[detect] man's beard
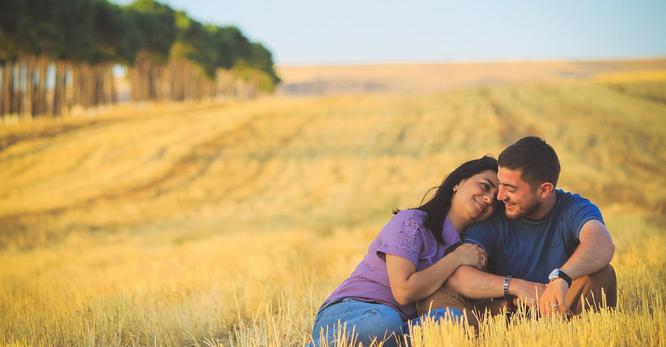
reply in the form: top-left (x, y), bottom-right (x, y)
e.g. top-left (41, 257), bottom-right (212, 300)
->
top-left (506, 199), bottom-right (541, 220)
top-left (517, 199), bottom-right (542, 220)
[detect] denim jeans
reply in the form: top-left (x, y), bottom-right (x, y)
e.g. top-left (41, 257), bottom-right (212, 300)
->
top-left (308, 298), bottom-right (463, 347)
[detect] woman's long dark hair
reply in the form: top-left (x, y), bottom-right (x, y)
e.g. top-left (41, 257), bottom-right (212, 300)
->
top-left (394, 155), bottom-right (499, 244)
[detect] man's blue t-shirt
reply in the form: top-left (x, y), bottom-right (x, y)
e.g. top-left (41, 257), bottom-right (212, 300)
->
top-left (462, 190), bottom-right (604, 283)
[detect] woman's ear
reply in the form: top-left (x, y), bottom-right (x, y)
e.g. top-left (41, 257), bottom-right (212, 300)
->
top-left (454, 178), bottom-right (468, 193)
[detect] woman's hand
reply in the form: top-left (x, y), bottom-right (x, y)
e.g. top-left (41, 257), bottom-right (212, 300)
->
top-left (451, 243), bottom-right (487, 269)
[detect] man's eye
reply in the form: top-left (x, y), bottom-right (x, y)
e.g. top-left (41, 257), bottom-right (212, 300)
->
top-left (481, 183), bottom-right (490, 191)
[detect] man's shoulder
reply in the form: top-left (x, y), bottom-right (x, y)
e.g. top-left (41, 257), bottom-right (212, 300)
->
top-left (555, 189), bottom-right (598, 213)
top-left (466, 211), bottom-right (507, 233)
top-left (554, 189), bottom-right (605, 233)
top-left (462, 211), bottom-right (507, 255)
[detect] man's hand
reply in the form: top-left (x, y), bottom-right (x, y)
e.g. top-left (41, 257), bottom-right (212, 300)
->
top-left (509, 278), bottom-right (546, 307)
top-left (539, 278), bottom-right (569, 316)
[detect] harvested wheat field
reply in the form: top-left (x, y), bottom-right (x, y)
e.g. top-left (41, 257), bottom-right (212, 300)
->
top-left (1, 61), bottom-right (666, 346)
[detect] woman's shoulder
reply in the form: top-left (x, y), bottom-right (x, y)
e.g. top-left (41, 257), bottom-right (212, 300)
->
top-left (378, 209), bottom-right (429, 253)
top-left (388, 209), bottom-right (429, 233)
top-left (393, 209), bottom-right (428, 222)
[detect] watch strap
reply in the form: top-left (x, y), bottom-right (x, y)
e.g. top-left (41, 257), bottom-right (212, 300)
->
top-left (558, 270), bottom-right (572, 287)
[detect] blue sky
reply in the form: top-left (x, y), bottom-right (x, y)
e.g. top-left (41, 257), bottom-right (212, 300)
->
top-left (114, 0), bottom-right (666, 65)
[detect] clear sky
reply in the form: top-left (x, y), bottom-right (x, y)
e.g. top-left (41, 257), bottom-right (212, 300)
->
top-left (114, 0), bottom-right (666, 65)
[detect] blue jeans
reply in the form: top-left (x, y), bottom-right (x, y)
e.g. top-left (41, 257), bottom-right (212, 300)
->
top-left (308, 298), bottom-right (463, 347)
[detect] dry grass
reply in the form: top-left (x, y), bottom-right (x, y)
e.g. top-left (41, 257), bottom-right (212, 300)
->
top-left (0, 63), bottom-right (665, 346)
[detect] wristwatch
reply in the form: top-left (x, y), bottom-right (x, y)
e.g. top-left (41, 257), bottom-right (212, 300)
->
top-left (548, 268), bottom-right (572, 287)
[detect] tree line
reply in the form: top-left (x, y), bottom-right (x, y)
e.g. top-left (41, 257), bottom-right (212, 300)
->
top-left (0, 0), bottom-right (280, 118)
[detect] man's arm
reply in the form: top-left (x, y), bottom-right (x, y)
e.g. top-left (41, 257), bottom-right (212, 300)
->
top-left (539, 220), bottom-right (615, 315)
top-left (448, 222), bottom-right (545, 306)
top-left (560, 220), bottom-right (614, 278)
top-left (446, 266), bottom-right (502, 298)
top-left (446, 265), bottom-right (545, 306)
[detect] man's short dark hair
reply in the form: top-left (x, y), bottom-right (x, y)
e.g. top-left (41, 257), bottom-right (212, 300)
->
top-left (498, 136), bottom-right (560, 187)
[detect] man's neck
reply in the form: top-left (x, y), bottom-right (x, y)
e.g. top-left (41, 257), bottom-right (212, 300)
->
top-left (525, 192), bottom-right (558, 221)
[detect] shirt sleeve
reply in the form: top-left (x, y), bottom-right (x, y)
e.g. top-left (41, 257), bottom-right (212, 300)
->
top-left (568, 195), bottom-right (605, 240)
top-left (376, 211), bottom-right (425, 266)
top-left (462, 222), bottom-right (497, 260)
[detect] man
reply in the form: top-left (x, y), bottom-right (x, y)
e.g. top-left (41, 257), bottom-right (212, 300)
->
top-left (417, 136), bottom-right (616, 321)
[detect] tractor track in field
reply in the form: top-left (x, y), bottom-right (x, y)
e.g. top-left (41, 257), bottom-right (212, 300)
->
top-left (0, 102), bottom-right (229, 157)
top-left (0, 119), bottom-right (120, 154)
top-left (180, 111), bottom-right (319, 207)
top-left (0, 103), bottom-right (236, 203)
top-left (0, 115), bottom-right (265, 225)
top-left (0, 110), bottom-right (318, 246)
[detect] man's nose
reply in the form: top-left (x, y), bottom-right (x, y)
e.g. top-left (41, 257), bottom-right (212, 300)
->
top-left (497, 186), bottom-right (506, 201)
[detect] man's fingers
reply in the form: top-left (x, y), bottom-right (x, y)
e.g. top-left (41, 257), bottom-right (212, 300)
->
top-left (557, 293), bottom-right (568, 314)
top-left (539, 299), bottom-right (546, 316)
top-left (539, 295), bottom-right (557, 316)
top-left (536, 283), bottom-right (546, 292)
top-left (534, 285), bottom-right (543, 302)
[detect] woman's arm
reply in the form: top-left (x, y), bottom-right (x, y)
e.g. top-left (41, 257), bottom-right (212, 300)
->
top-left (385, 244), bottom-right (484, 305)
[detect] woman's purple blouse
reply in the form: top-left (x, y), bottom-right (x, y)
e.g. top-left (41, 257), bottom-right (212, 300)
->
top-left (321, 209), bottom-right (460, 319)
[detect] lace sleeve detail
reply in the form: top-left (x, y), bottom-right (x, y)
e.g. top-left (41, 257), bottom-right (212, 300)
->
top-left (397, 217), bottom-right (421, 252)
top-left (375, 210), bottom-right (425, 265)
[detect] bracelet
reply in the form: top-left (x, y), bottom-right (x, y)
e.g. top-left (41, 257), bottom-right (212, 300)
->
top-left (503, 275), bottom-right (512, 298)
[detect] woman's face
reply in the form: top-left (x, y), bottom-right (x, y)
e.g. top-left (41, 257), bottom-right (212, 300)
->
top-left (452, 170), bottom-right (500, 223)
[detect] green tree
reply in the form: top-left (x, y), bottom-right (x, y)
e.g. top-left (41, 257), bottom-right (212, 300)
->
top-left (0, 0), bottom-right (280, 117)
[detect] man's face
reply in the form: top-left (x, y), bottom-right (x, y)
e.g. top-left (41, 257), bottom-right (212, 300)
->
top-left (497, 167), bottom-right (541, 219)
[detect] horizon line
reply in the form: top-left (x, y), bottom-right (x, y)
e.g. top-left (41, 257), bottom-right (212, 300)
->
top-left (277, 55), bottom-right (666, 67)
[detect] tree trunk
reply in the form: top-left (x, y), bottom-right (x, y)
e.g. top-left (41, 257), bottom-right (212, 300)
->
top-left (35, 56), bottom-right (49, 116)
top-left (85, 63), bottom-right (94, 108)
top-left (10, 62), bottom-right (19, 114)
top-left (1, 62), bottom-right (12, 116)
top-left (64, 63), bottom-right (73, 114)
top-left (148, 63), bottom-right (156, 100)
top-left (93, 64), bottom-right (101, 106)
top-left (90, 64), bottom-right (98, 108)
top-left (71, 63), bottom-right (79, 108)
top-left (110, 65), bottom-right (117, 104)
top-left (20, 58), bottom-right (33, 117)
top-left (52, 61), bottom-right (65, 116)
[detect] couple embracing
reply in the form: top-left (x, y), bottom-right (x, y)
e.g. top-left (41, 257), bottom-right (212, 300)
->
top-left (308, 136), bottom-right (617, 346)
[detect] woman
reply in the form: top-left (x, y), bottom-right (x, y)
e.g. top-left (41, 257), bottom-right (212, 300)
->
top-left (308, 156), bottom-right (500, 347)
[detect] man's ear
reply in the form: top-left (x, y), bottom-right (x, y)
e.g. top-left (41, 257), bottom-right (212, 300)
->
top-left (537, 182), bottom-right (554, 198)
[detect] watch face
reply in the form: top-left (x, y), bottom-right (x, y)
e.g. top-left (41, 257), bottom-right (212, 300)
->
top-left (548, 269), bottom-right (559, 281)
